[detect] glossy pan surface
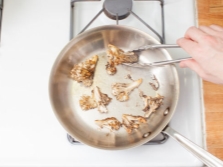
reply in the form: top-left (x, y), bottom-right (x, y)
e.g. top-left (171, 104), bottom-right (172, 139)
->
top-left (49, 25), bottom-right (179, 150)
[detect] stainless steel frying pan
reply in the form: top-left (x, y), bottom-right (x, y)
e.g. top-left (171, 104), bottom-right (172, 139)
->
top-left (49, 25), bottom-right (223, 166)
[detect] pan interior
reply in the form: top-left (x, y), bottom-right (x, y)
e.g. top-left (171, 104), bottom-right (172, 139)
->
top-left (49, 25), bottom-right (179, 150)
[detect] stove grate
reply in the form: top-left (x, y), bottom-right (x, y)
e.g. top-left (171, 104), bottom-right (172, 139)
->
top-left (70, 0), bottom-right (165, 43)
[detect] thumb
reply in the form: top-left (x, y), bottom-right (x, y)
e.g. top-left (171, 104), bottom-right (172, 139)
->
top-left (179, 59), bottom-right (206, 79)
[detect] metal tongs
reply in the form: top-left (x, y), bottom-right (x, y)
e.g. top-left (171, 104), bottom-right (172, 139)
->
top-left (125, 44), bottom-right (192, 67)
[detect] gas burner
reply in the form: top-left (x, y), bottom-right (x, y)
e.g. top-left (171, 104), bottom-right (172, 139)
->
top-left (103, 0), bottom-right (132, 20)
top-left (70, 0), bottom-right (164, 43)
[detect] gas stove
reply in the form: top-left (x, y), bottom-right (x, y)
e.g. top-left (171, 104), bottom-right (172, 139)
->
top-left (0, 0), bottom-right (205, 166)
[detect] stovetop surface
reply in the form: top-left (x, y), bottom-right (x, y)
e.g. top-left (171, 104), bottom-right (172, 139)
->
top-left (0, 0), bottom-right (205, 166)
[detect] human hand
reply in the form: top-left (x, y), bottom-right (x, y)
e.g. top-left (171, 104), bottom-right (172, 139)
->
top-left (177, 25), bottom-right (223, 84)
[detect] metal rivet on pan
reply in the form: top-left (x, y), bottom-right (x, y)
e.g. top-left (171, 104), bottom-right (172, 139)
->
top-left (143, 132), bottom-right (151, 138)
top-left (163, 108), bottom-right (169, 116)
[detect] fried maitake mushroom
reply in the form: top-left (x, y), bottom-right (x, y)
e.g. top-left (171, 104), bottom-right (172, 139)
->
top-left (95, 117), bottom-right (122, 131)
top-left (111, 78), bottom-right (143, 102)
top-left (105, 59), bottom-right (117, 75)
top-left (139, 91), bottom-right (164, 118)
top-left (79, 95), bottom-right (97, 110)
top-left (106, 44), bottom-right (138, 75)
top-left (122, 114), bottom-right (147, 134)
top-left (70, 55), bottom-right (98, 87)
top-left (79, 86), bottom-right (112, 113)
top-left (93, 86), bottom-right (112, 113)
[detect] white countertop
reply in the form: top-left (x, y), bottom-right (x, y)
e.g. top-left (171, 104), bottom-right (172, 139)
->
top-left (0, 0), bottom-right (205, 166)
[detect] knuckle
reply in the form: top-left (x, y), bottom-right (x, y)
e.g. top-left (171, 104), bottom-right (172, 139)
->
top-left (210, 24), bottom-right (223, 31)
top-left (188, 26), bottom-right (197, 31)
top-left (186, 26), bottom-right (197, 34)
top-left (217, 32), bottom-right (223, 39)
top-left (201, 35), bottom-right (218, 45)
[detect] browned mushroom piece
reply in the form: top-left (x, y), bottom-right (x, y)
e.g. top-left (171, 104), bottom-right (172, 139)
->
top-left (122, 114), bottom-right (147, 134)
top-left (106, 44), bottom-right (138, 75)
top-left (139, 91), bottom-right (164, 118)
top-left (111, 78), bottom-right (143, 102)
top-left (70, 55), bottom-right (98, 87)
top-left (93, 86), bottom-right (112, 113)
top-left (79, 95), bottom-right (97, 110)
top-left (79, 86), bottom-right (112, 113)
top-left (95, 117), bottom-right (122, 131)
top-left (105, 60), bottom-right (117, 75)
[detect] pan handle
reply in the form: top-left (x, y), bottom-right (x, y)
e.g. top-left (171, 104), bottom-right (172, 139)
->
top-left (162, 126), bottom-right (223, 167)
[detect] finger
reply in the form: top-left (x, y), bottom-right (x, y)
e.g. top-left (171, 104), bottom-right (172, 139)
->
top-left (184, 26), bottom-right (207, 42)
top-left (179, 61), bottom-right (187, 68)
top-left (179, 59), bottom-right (207, 79)
top-left (177, 38), bottom-right (199, 57)
top-left (199, 25), bottom-right (219, 36)
top-left (210, 24), bottom-right (223, 32)
top-left (209, 24), bottom-right (223, 40)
